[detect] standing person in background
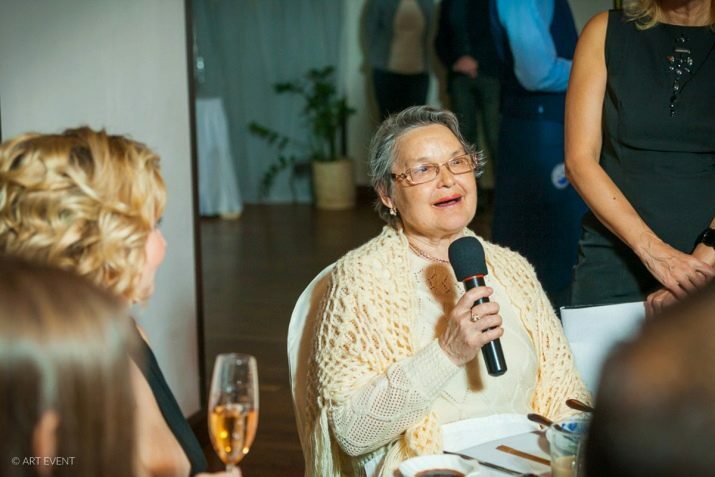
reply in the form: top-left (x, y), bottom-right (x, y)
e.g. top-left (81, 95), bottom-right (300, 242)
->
top-left (365, 0), bottom-right (435, 120)
top-left (489, 0), bottom-right (586, 310)
top-left (435, 0), bottom-right (501, 211)
top-left (566, 0), bottom-right (715, 310)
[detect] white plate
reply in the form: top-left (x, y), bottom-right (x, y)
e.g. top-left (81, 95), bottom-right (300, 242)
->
top-left (399, 454), bottom-right (479, 477)
top-left (442, 413), bottom-right (539, 451)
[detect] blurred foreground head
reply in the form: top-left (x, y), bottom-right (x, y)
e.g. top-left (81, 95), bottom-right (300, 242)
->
top-left (0, 127), bottom-right (166, 303)
top-left (584, 282), bottom-right (715, 477)
top-left (0, 257), bottom-right (137, 477)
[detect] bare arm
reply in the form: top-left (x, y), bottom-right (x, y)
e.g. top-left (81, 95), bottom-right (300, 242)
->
top-left (565, 12), bottom-right (715, 297)
top-left (131, 360), bottom-right (191, 477)
top-left (132, 325), bottom-right (238, 477)
top-left (496, 0), bottom-right (572, 91)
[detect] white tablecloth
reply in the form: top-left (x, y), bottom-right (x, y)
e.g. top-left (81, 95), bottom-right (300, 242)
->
top-left (443, 414), bottom-right (549, 476)
top-left (196, 97), bottom-right (242, 217)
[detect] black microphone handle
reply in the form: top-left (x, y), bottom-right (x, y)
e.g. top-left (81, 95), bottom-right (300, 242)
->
top-left (463, 276), bottom-right (507, 376)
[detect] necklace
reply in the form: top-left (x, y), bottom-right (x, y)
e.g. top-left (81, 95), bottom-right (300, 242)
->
top-left (665, 28), bottom-right (715, 117)
top-left (666, 33), bottom-right (694, 117)
top-left (408, 241), bottom-right (449, 264)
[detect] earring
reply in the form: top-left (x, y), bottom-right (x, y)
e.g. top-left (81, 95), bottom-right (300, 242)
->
top-left (389, 207), bottom-right (397, 216)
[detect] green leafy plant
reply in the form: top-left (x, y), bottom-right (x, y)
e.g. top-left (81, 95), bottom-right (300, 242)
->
top-left (248, 66), bottom-right (355, 198)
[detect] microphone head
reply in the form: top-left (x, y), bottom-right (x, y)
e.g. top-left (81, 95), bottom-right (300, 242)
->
top-left (448, 236), bottom-right (488, 280)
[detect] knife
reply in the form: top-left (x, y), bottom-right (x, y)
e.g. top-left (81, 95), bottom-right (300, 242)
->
top-left (496, 445), bottom-right (551, 466)
top-left (443, 450), bottom-right (538, 476)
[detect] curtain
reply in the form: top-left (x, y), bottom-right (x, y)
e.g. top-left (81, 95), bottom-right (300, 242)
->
top-left (192, 0), bottom-right (344, 204)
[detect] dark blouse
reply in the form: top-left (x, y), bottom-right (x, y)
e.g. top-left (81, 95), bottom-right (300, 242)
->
top-left (601, 10), bottom-right (715, 252)
top-left (129, 323), bottom-right (208, 476)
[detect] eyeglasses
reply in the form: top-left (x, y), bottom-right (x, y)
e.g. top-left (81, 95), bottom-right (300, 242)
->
top-left (390, 153), bottom-right (478, 185)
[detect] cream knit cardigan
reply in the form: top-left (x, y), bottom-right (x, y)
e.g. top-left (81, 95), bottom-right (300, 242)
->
top-left (303, 226), bottom-right (590, 476)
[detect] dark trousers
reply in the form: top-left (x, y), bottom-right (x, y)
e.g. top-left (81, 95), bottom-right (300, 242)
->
top-left (571, 213), bottom-right (658, 306)
top-left (449, 73), bottom-right (501, 180)
top-left (491, 116), bottom-right (587, 309)
top-left (372, 69), bottom-right (429, 120)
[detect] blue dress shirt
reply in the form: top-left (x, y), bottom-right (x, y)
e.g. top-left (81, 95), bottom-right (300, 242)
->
top-left (494, 0), bottom-right (572, 92)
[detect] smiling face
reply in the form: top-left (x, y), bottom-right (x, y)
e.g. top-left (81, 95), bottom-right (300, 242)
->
top-left (379, 124), bottom-right (477, 242)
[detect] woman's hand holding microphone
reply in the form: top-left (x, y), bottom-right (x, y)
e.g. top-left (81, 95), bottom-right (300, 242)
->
top-left (438, 286), bottom-right (504, 366)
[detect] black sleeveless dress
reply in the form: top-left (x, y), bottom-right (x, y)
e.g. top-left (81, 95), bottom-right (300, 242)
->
top-left (129, 323), bottom-right (208, 475)
top-left (571, 10), bottom-right (715, 306)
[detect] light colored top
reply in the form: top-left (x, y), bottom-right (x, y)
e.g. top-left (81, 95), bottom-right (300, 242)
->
top-left (494, 0), bottom-right (571, 91)
top-left (303, 226), bottom-right (590, 477)
top-left (365, 0), bottom-right (434, 72)
top-left (409, 252), bottom-right (539, 424)
top-left (388, 0), bottom-right (426, 74)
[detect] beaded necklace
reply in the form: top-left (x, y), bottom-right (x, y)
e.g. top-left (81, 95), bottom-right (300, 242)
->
top-left (665, 27), bottom-right (715, 117)
top-left (667, 33), bottom-right (694, 117)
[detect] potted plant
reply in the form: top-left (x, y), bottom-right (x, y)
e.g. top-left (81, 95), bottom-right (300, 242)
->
top-left (249, 66), bottom-right (356, 209)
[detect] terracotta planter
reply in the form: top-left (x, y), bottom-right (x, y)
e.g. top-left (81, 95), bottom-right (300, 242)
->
top-left (312, 158), bottom-right (355, 210)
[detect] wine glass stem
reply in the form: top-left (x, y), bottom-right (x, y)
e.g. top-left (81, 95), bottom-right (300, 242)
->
top-left (226, 463), bottom-right (237, 472)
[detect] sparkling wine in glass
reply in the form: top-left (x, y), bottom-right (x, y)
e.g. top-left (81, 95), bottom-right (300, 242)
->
top-left (208, 353), bottom-right (259, 471)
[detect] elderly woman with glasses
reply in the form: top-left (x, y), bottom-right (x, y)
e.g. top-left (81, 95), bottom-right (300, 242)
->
top-left (303, 106), bottom-right (589, 477)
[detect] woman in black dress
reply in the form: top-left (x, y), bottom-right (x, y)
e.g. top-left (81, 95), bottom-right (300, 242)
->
top-left (565, 0), bottom-right (715, 314)
top-left (0, 128), bottom-right (239, 477)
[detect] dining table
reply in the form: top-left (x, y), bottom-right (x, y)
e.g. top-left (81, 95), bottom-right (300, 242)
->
top-left (442, 414), bottom-right (552, 476)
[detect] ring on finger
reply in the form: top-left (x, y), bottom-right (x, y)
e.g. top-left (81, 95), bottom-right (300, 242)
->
top-left (470, 311), bottom-right (481, 322)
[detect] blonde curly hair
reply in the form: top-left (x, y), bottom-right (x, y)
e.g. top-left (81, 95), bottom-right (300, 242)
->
top-left (625, 0), bottom-right (715, 30)
top-left (0, 127), bottom-right (166, 302)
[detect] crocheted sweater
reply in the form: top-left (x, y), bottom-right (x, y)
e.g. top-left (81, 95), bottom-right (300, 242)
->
top-left (303, 226), bottom-right (590, 476)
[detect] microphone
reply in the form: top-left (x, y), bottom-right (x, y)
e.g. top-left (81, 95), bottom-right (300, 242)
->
top-left (448, 236), bottom-right (507, 377)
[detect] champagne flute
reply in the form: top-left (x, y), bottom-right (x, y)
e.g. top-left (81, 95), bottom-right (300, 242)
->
top-left (208, 353), bottom-right (259, 471)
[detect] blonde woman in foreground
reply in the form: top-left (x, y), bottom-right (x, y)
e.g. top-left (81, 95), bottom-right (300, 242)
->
top-left (0, 128), bottom-right (239, 477)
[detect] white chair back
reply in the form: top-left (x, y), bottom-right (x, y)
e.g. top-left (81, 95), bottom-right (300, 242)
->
top-left (560, 301), bottom-right (646, 395)
top-left (287, 263), bottom-right (335, 450)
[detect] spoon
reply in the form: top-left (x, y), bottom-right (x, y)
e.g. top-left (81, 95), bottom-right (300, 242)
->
top-left (527, 413), bottom-right (572, 433)
top-left (566, 398), bottom-right (595, 413)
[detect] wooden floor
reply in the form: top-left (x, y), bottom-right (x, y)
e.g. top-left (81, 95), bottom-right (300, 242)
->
top-left (198, 200), bottom-right (492, 476)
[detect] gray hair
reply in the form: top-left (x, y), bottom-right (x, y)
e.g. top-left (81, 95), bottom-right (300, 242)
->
top-left (368, 105), bottom-right (485, 226)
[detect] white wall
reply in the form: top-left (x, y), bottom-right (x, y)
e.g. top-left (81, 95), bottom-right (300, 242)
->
top-left (344, 0), bottom-right (612, 185)
top-left (0, 0), bottom-right (201, 415)
top-left (570, 0), bottom-right (613, 29)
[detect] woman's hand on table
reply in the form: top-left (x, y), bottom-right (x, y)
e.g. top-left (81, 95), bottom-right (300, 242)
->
top-left (439, 286), bottom-right (503, 366)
